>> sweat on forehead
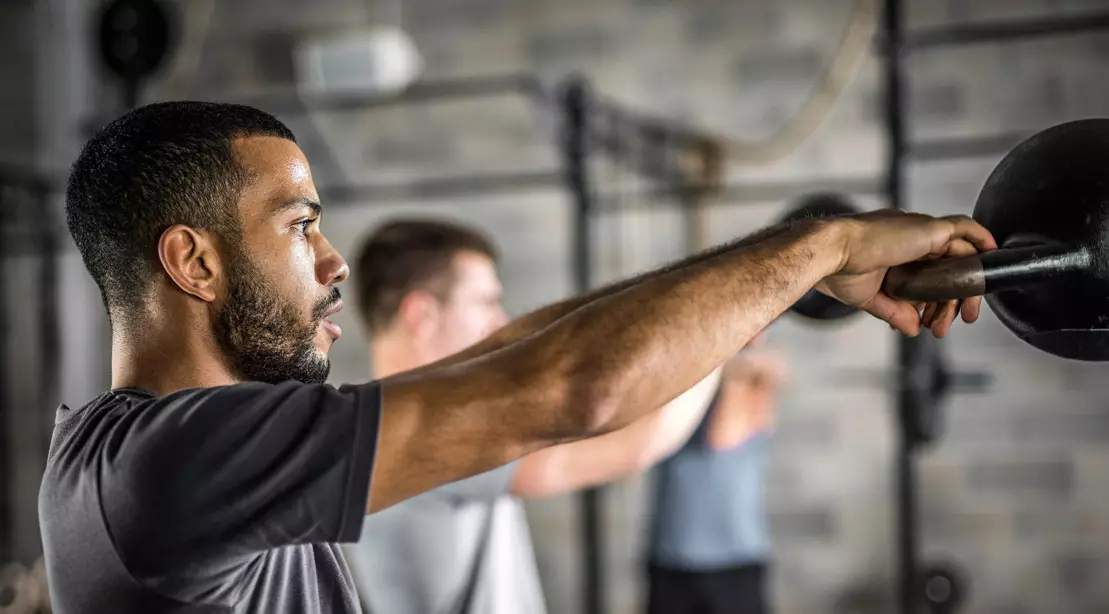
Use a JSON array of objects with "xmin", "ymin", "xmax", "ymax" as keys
[{"xmin": 231, "ymin": 137, "xmax": 319, "ymax": 205}]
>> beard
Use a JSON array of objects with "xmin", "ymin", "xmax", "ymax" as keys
[{"xmin": 213, "ymin": 249, "xmax": 339, "ymax": 385}]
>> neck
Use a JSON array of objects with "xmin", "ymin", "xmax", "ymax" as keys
[
  {"xmin": 370, "ymin": 330, "xmax": 429, "ymax": 379},
  {"xmin": 111, "ymin": 318, "xmax": 239, "ymax": 396}
]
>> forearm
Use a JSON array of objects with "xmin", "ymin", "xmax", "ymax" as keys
[
  {"xmin": 530, "ymin": 219, "xmax": 841, "ymax": 437},
  {"xmin": 404, "ymin": 223, "xmax": 812, "ymax": 377},
  {"xmin": 369, "ymin": 221, "xmax": 840, "ymax": 511},
  {"xmin": 510, "ymin": 368, "xmax": 721, "ymax": 498}
]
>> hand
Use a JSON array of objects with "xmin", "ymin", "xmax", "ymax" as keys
[
  {"xmin": 816, "ymin": 210, "xmax": 998, "ymax": 338},
  {"xmin": 723, "ymin": 348, "xmax": 788, "ymax": 392}
]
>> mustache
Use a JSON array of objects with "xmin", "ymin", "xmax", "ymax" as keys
[{"xmin": 312, "ymin": 288, "xmax": 342, "ymax": 321}]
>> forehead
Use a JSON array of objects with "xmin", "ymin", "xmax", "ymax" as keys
[
  {"xmin": 450, "ymin": 251, "xmax": 501, "ymax": 290},
  {"xmin": 232, "ymin": 136, "xmax": 318, "ymax": 215}
]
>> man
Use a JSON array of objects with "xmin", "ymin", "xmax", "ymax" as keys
[
  {"xmin": 341, "ymin": 219, "xmax": 723, "ymax": 613},
  {"xmin": 646, "ymin": 333, "xmax": 787, "ymax": 614},
  {"xmin": 38, "ymin": 100, "xmax": 994, "ymax": 614}
]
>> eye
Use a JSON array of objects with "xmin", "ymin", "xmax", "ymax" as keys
[{"xmin": 294, "ymin": 217, "xmax": 317, "ymax": 234}]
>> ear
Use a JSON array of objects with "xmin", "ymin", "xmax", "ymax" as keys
[
  {"xmin": 157, "ymin": 224, "xmax": 222, "ymax": 303},
  {"xmin": 396, "ymin": 290, "xmax": 441, "ymax": 340}
]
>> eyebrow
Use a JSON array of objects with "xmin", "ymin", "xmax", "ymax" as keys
[{"xmin": 272, "ymin": 196, "xmax": 322, "ymax": 216}]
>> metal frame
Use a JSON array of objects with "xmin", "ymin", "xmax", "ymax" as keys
[
  {"xmin": 880, "ymin": 3, "xmax": 1109, "ymax": 612},
  {"xmin": 903, "ymin": 9, "xmax": 1109, "ymax": 49},
  {"xmin": 0, "ymin": 174, "xmax": 60, "ymax": 565},
  {"xmin": 879, "ymin": 4, "xmax": 922, "ymax": 613},
  {"xmin": 559, "ymin": 75, "xmax": 605, "ymax": 614}
]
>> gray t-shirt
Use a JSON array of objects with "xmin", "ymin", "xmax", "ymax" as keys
[
  {"xmin": 344, "ymin": 464, "xmax": 546, "ymax": 614},
  {"xmin": 38, "ymin": 382, "xmax": 382, "ymax": 614}
]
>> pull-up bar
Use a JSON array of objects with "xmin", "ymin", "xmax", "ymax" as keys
[
  {"xmin": 902, "ymin": 10, "xmax": 1109, "ymax": 49},
  {"xmin": 230, "ymin": 72, "xmax": 547, "ymax": 115}
]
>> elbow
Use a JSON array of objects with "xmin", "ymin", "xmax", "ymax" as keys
[
  {"xmin": 551, "ymin": 377, "xmax": 623, "ymax": 441},
  {"xmin": 546, "ymin": 358, "xmax": 628, "ymax": 441},
  {"xmin": 510, "ymin": 319, "xmax": 632, "ymax": 442}
]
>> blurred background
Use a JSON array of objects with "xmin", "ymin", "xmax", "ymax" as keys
[{"xmin": 4, "ymin": 0, "xmax": 1109, "ymax": 613}]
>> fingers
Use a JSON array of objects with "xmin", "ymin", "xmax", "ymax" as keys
[
  {"xmin": 864, "ymin": 293, "xmax": 922, "ymax": 337},
  {"xmin": 922, "ymin": 302, "xmax": 937, "ymax": 328},
  {"xmin": 937, "ymin": 236, "xmax": 986, "ymax": 324},
  {"xmin": 931, "ymin": 230, "xmax": 988, "ymax": 328},
  {"xmin": 939, "ymin": 215, "xmax": 998, "ymax": 253},
  {"xmin": 962, "ymin": 296, "xmax": 982, "ymax": 323},
  {"xmin": 930, "ymin": 300, "xmax": 961, "ymax": 337}
]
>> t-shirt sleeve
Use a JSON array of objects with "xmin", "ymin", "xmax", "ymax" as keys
[
  {"xmin": 97, "ymin": 380, "xmax": 381, "ymax": 580},
  {"xmin": 434, "ymin": 461, "xmax": 518, "ymax": 502}
]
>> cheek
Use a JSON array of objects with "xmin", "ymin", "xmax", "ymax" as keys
[
  {"xmin": 442, "ymin": 308, "xmax": 486, "ymax": 343},
  {"xmin": 266, "ymin": 249, "xmax": 317, "ymax": 310}
]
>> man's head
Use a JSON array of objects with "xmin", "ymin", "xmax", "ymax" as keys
[
  {"xmin": 67, "ymin": 101, "xmax": 348, "ymax": 385},
  {"xmin": 352, "ymin": 219, "xmax": 507, "ymax": 365}
]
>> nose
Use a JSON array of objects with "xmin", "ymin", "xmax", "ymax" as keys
[{"xmin": 316, "ymin": 234, "xmax": 349, "ymax": 286}]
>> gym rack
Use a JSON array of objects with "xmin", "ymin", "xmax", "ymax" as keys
[{"xmin": 882, "ymin": 2, "xmax": 1109, "ymax": 613}]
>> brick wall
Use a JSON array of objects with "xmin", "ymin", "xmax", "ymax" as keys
[{"xmin": 8, "ymin": 0, "xmax": 1109, "ymax": 612}]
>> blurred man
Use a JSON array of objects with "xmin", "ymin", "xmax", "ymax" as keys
[
  {"xmin": 646, "ymin": 332, "xmax": 787, "ymax": 614},
  {"xmin": 343, "ymin": 219, "xmax": 724, "ymax": 614}
]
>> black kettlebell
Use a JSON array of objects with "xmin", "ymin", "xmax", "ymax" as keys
[
  {"xmin": 781, "ymin": 193, "xmax": 861, "ymax": 322},
  {"xmin": 883, "ymin": 118, "xmax": 1109, "ymax": 361}
]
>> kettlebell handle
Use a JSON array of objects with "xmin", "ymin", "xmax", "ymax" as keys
[{"xmin": 883, "ymin": 240, "xmax": 1092, "ymax": 302}]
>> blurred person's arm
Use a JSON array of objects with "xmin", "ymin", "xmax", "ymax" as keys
[
  {"xmin": 706, "ymin": 349, "xmax": 787, "ymax": 451},
  {"xmin": 508, "ymin": 367, "xmax": 723, "ymax": 498}
]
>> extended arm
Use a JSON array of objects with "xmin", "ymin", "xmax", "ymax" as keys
[
  {"xmin": 369, "ymin": 211, "xmax": 995, "ymax": 513},
  {"xmin": 399, "ymin": 224, "xmax": 805, "ymax": 379},
  {"xmin": 509, "ymin": 366, "xmax": 723, "ymax": 499},
  {"xmin": 369, "ymin": 221, "xmax": 842, "ymax": 512}
]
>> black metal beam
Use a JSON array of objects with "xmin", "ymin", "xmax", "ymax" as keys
[
  {"xmin": 560, "ymin": 75, "xmax": 606, "ymax": 614},
  {"xmin": 320, "ymin": 172, "xmax": 881, "ymax": 210},
  {"xmin": 594, "ymin": 176, "xmax": 882, "ymax": 212},
  {"xmin": 0, "ymin": 191, "xmax": 10, "ymax": 563},
  {"xmin": 910, "ymin": 132, "xmax": 1028, "ymax": 162},
  {"xmin": 223, "ymin": 73, "xmax": 541, "ymax": 115},
  {"xmin": 0, "ymin": 174, "xmax": 884, "ymax": 257},
  {"xmin": 0, "ymin": 163, "xmax": 59, "ymax": 194},
  {"xmin": 317, "ymin": 170, "xmax": 561, "ymax": 204},
  {"xmin": 881, "ymin": 2, "xmax": 922, "ymax": 614},
  {"xmin": 80, "ymin": 73, "xmax": 549, "ymax": 136},
  {"xmin": 904, "ymin": 10, "xmax": 1109, "ymax": 49}
]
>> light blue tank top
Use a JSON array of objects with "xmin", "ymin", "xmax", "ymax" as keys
[{"xmin": 648, "ymin": 392, "xmax": 772, "ymax": 570}]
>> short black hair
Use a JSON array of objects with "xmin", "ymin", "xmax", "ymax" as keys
[
  {"xmin": 352, "ymin": 218, "xmax": 499, "ymax": 331},
  {"xmin": 65, "ymin": 100, "xmax": 297, "ymax": 322}
]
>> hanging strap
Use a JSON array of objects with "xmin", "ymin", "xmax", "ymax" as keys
[{"xmin": 445, "ymin": 502, "xmax": 496, "ymax": 614}]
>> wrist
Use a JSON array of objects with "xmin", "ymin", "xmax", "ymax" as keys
[{"xmin": 802, "ymin": 218, "xmax": 852, "ymax": 278}]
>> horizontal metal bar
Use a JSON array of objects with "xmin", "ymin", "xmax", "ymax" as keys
[
  {"xmin": 905, "ymin": 11, "xmax": 1109, "ymax": 49},
  {"xmin": 594, "ymin": 176, "xmax": 882, "ymax": 212},
  {"xmin": 318, "ymin": 170, "xmax": 563, "ymax": 204},
  {"xmin": 909, "ymin": 132, "xmax": 1028, "ymax": 162},
  {"xmin": 4, "ymin": 174, "xmax": 884, "ymax": 255},
  {"xmin": 0, "ymin": 162, "xmax": 59, "ymax": 194},
  {"xmin": 320, "ymin": 171, "xmax": 883, "ymax": 210},
  {"xmin": 81, "ymin": 73, "xmax": 549, "ymax": 138},
  {"xmin": 227, "ymin": 73, "xmax": 546, "ymax": 115}
]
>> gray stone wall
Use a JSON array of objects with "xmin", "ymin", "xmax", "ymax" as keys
[{"xmin": 6, "ymin": 1, "xmax": 1109, "ymax": 613}]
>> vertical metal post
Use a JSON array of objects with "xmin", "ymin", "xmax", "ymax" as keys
[
  {"xmin": 0, "ymin": 182, "xmax": 10, "ymax": 564},
  {"xmin": 881, "ymin": 0, "xmax": 920, "ymax": 613},
  {"xmin": 560, "ymin": 75, "xmax": 606, "ymax": 614},
  {"xmin": 39, "ymin": 188, "xmax": 60, "ymax": 466}
]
